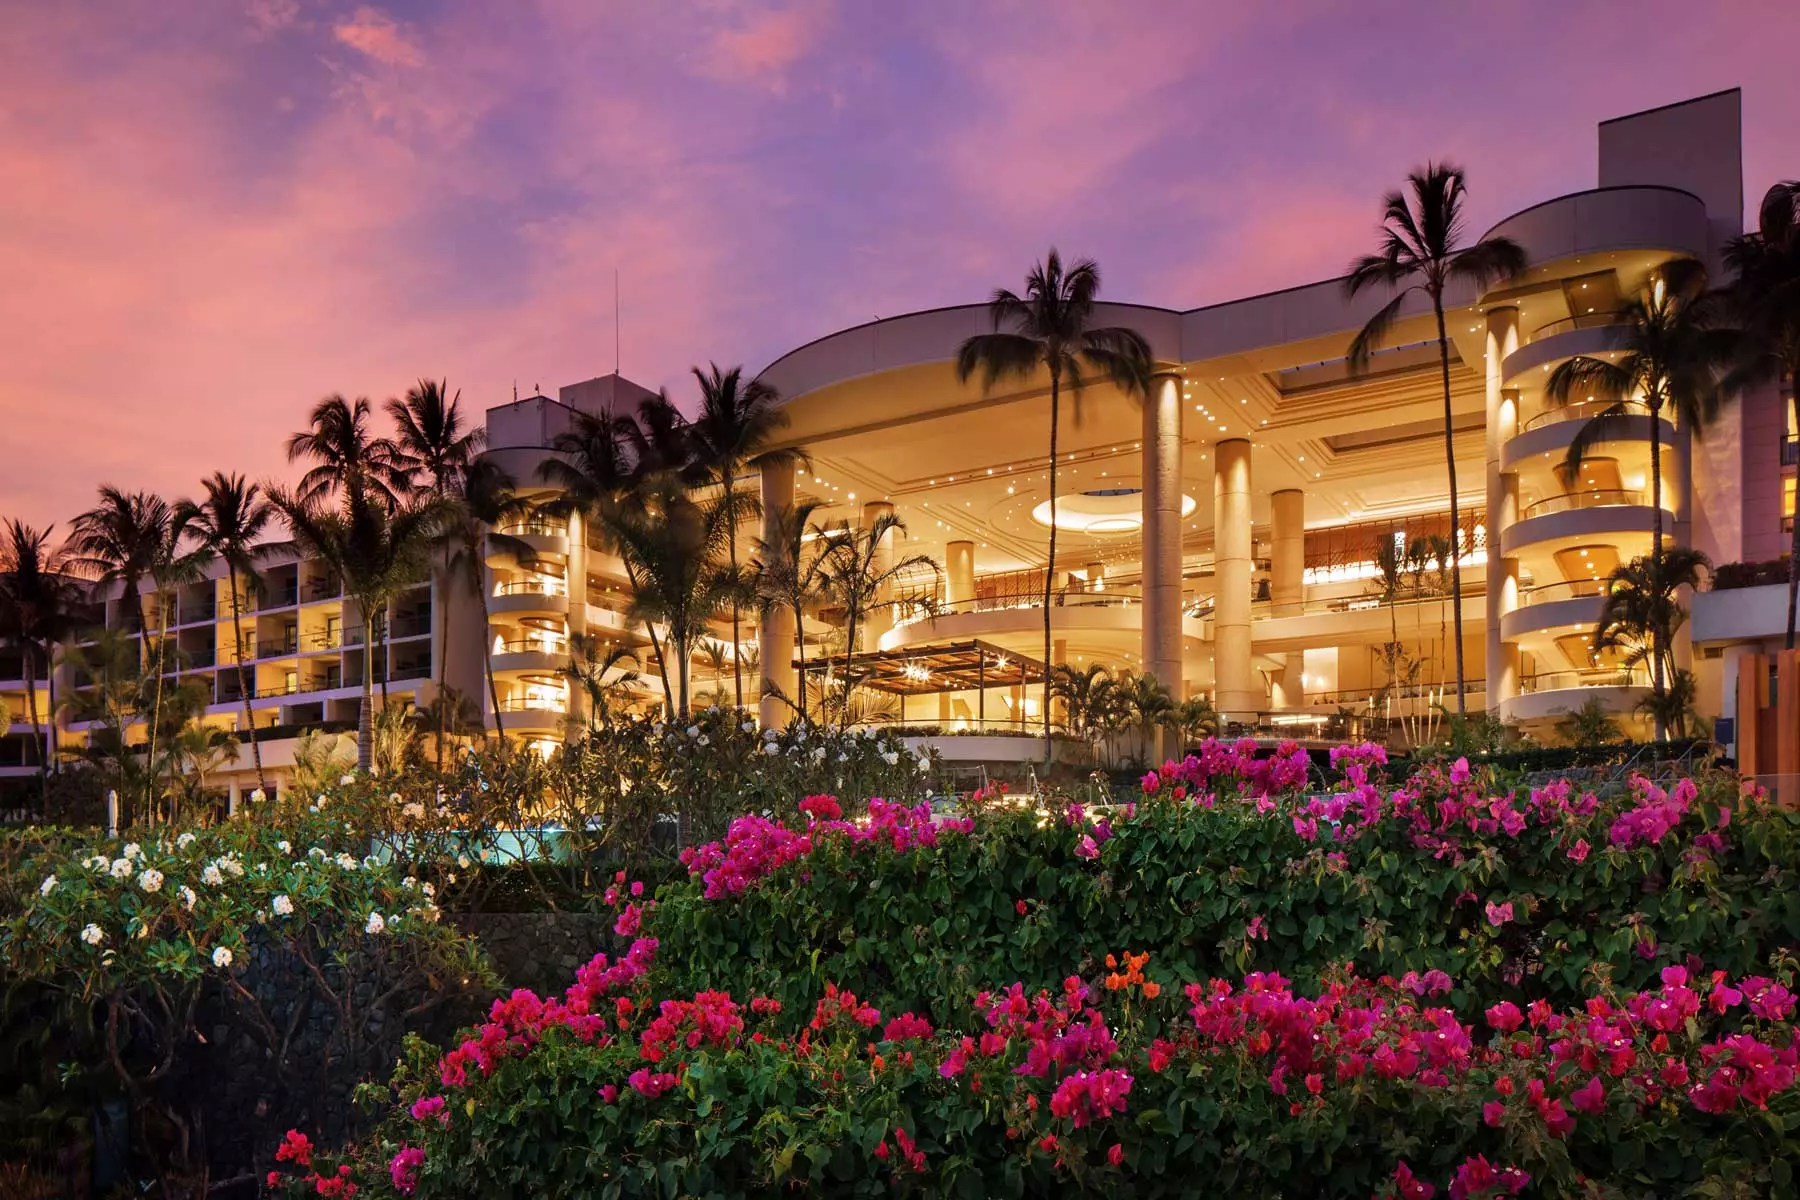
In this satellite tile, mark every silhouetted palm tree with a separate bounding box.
[1544,259,1738,734]
[0,520,82,801]
[1593,546,1709,739]
[449,459,531,746]
[184,472,277,791]
[752,498,828,723]
[270,487,449,771]
[688,363,807,711]
[956,251,1153,763]
[285,393,408,505]
[1725,181,1800,646]
[1345,164,1526,714]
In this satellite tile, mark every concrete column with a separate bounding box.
[945,541,975,608]
[1213,438,1257,718]
[1669,425,1695,675]
[1270,489,1305,616]
[565,508,589,727]
[758,459,797,728]
[1141,371,1184,700]
[860,501,897,646]
[1484,308,1521,711]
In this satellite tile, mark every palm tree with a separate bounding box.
[1345,164,1526,714]
[270,487,449,771]
[687,363,808,711]
[1725,181,1800,647]
[1166,694,1219,750]
[1118,669,1174,764]
[184,472,276,792]
[389,380,490,761]
[0,520,82,802]
[285,393,408,505]
[956,251,1154,764]
[1545,259,1738,733]
[68,487,198,813]
[447,459,530,746]
[812,512,940,725]
[751,498,829,723]
[560,632,640,731]
[1048,662,1118,746]
[1593,546,1709,737]
[595,476,744,719]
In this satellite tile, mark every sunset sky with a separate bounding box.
[3,0,1798,529]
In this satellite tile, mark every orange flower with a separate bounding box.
[1105,954,1118,970]
[1141,980,1161,1000]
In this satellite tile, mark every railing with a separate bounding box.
[1516,580,1607,606]
[1527,310,1625,343]
[496,696,568,713]
[495,578,569,597]
[495,521,565,537]
[1519,667,1640,693]
[255,683,302,699]
[275,584,299,606]
[181,601,216,623]
[304,579,339,601]
[389,613,433,638]
[1784,436,1798,467]
[892,588,1144,629]
[308,630,343,650]
[1302,680,1487,708]
[1519,489,1645,520]
[500,635,570,655]
[388,664,432,682]
[1521,398,1651,434]
[186,648,217,668]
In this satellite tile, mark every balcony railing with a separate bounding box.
[500,635,570,655]
[181,601,216,623]
[1521,398,1652,434]
[496,696,568,713]
[389,613,433,639]
[1520,489,1646,520]
[308,630,343,651]
[495,578,569,597]
[892,587,1143,629]
[1526,310,1625,343]
[1519,667,1640,694]
[495,520,565,537]
[388,665,432,682]
[1516,580,1608,606]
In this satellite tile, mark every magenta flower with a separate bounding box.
[1568,838,1590,863]
[1485,900,1514,928]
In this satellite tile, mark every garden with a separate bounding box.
[5,719,1800,1197]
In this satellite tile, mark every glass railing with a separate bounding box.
[500,636,570,655]
[1526,311,1625,343]
[495,578,569,597]
[496,696,568,713]
[495,521,566,537]
[1519,667,1641,693]
[891,587,1144,629]
[1516,580,1608,606]
[1520,398,1652,434]
[307,630,343,650]
[1519,489,1646,520]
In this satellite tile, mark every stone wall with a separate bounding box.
[452,911,619,995]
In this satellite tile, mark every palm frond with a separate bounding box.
[1346,291,1412,372]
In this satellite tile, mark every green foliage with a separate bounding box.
[1554,696,1625,750]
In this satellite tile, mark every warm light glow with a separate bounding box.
[1030,490,1197,535]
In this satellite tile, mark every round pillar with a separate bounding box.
[1270,488,1304,617]
[1485,308,1521,710]
[945,540,975,608]
[1213,438,1258,718]
[1141,371,1184,698]
[758,459,798,728]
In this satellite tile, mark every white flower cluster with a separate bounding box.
[272,894,294,917]
[137,869,164,894]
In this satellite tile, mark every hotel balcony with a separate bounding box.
[489,575,570,618]
[486,521,570,567]
[491,632,571,675]
[1500,489,1667,556]
[492,693,569,734]
[1497,666,1652,727]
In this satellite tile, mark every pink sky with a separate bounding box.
[3,0,1798,529]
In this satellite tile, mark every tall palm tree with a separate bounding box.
[0,520,82,802]
[184,472,276,792]
[1593,546,1709,739]
[751,498,829,723]
[687,363,808,711]
[812,512,940,725]
[388,379,488,760]
[1544,259,1738,735]
[595,476,745,719]
[285,393,408,505]
[956,251,1154,763]
[68,487,198,813]
[1725,181,1800,647]
[270,487,449,771]
[1345,164,1526,714]
[448,459,531,746]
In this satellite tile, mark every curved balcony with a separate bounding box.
[1500,492,1662,555]
[491,695,569,733]
[1498,669,1650,726]
[488,579,570,618]
[1500,586,1605,641]
[485,525,569,567]
[490,637,571,676]
[1520,397,1652,434]
[1502,321,1630,384]
[1478,186,1708,273]
[1503,409,1671,470]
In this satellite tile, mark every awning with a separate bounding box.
[795,639,1046,695]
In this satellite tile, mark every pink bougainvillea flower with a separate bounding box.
[1485,901,1514,928]
[1569,838,1590,863]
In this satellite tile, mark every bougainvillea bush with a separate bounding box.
[269,744,1800,1195]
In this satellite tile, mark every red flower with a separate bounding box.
[1569,1075,1605,1115]
[1016,900,1028,915]
[276,1130,314,1168]
[1107,1143,1125,1167]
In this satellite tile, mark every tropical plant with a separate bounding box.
[750,499,829,723]
[1116,669,1174,765]
[1048,662,1119,745]
[1638,667,1703,741]
[811,513,940,725]
[0,521,82,801]
[687,364,806,712]
[270,487,449,771]
[183,472,277,792]
[290,728,357,797]
[1724,181,1800,647]
[1345,164,1526,714]
[560,633,640,730]
[1166,694,1220,748]
[284,393,408,505]
[165,719,240,814]
[956,251,1154,764]
[1545,258,1738,731]
[1553,695,1625,751]
[1592,547,1710,739]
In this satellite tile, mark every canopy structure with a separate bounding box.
[795,639,1045,697]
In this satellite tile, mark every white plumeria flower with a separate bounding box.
[249,788,265,803]
[456,854,470,869]
[212,946,233,968]
[137,869,164,894]
[339,774,355,785]
[334,853,358,870]
[697,734,710,746]
[136,924,150,939]
[389,792,402,804]
[39,875,57,897]
[741,721,755,733]
[765,743,781,756]
[224,858,245,878]
[309,847,326,859]
[882,752,899,766]
[365,912,386,935]
[272,895,294,917]
[421,882,435,899]
[402,802,424,820]
[686,725,700,738]
[110,858,133,879]
[122,842,142,860]
[402,876,418,890]
[179,886,196,911]
[87,855,108,872]
[277,840,291,854]
[201,865,224,887]
[176,832,196,849]
[81,923,105,946]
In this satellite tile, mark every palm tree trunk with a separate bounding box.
[792,597,808,723]
[435,558,450,771]
[229,565,266,792]
[842,601,859,727]
[1432,302,1468,715]
[45,653,58,779]
[1649,409,1667,741]
[358,650,374,773]
[677,634,691,720]
[1043,371,1061,766]
[379,602,391,712]
[24,646,47,805]
[1786,374,1800,651]
[477,582,505,740]
[146,588,170,824]
[726,468,744,711]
